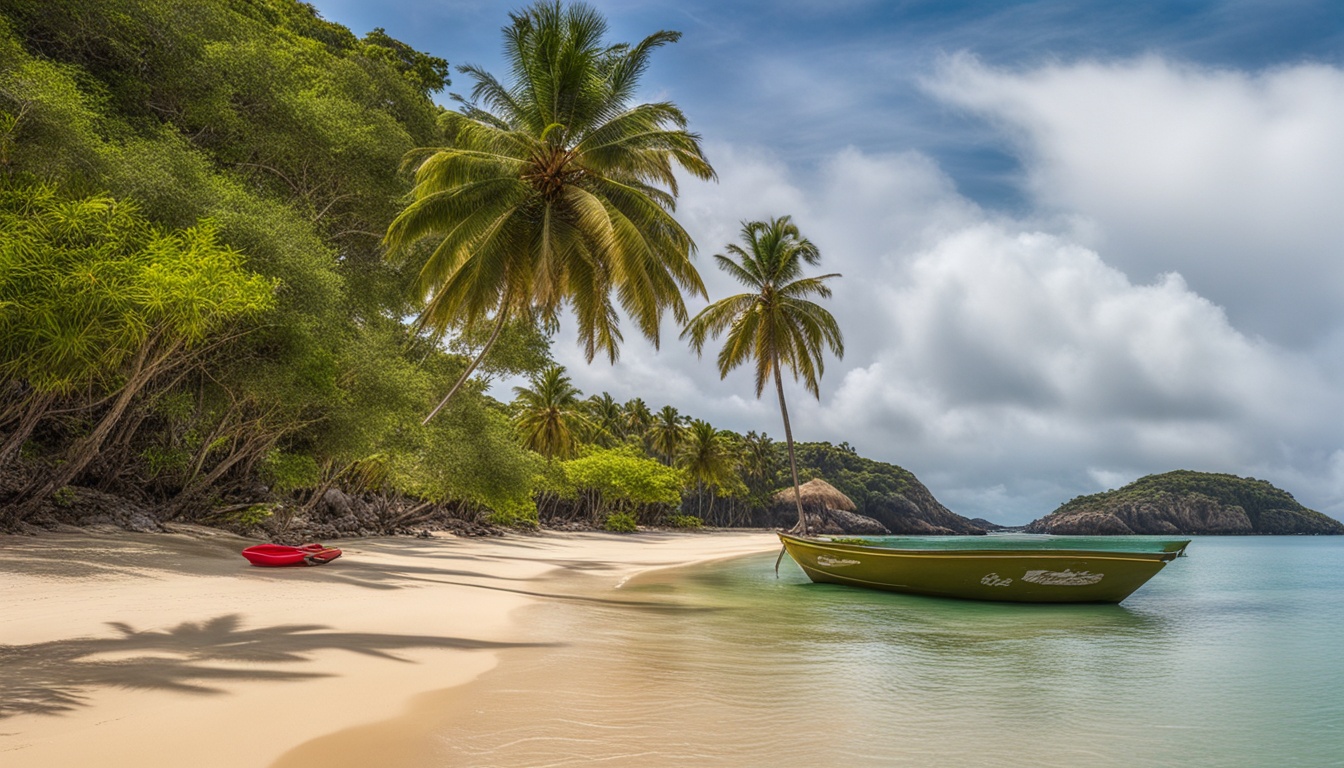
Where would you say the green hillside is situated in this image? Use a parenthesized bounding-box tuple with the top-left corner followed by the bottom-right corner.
(1030, 471, 1343, 535)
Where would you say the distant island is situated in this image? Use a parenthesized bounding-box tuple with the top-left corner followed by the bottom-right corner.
(1026, 470, 1344, 535)
(780, 467, 1344, 538)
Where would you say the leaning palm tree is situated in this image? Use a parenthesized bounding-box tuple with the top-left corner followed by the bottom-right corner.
(384, 1, 716, 424)
(647, 404, 685, 465)
(681, 216, 843, 534)
(512, 365, 591, 460)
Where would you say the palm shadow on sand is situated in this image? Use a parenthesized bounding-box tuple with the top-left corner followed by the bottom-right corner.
(0, 613, 554, 720)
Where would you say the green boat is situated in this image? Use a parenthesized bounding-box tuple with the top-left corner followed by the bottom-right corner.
(778, 533, 1189, 603)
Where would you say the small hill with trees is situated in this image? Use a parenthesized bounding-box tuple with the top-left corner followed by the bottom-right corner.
(788, 443, 985, 534)
(1027, 471, 1344, 535)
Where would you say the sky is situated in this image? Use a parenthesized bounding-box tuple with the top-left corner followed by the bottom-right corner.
(308, 0, 1344, 525)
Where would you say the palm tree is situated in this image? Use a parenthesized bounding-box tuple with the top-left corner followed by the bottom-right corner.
(512, 365, 590, 460)
(584, 391, 624, 445)
(384, 1, 716, 424)
(681, 216, 843, 534)
(623, 397, 652, 441)
(647, 404, 685, 465)
(677, 419, 735, 518)
(739, 430, 782, 499)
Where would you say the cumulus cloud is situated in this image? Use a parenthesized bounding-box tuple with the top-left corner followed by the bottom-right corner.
(502, 56, 1344, 524)
(544, 143, 989, 428)
(925, 54, 1344, 346)
(825, 222, 1339, 519)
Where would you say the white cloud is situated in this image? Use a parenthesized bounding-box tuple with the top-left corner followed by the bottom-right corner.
(925, 54, 1344, 345)
(826, 222, 1340, 519)
(502, 56, 1344, 525)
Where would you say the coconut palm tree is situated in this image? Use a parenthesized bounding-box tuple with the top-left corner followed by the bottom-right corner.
(584, 391, 624, 445)
(623, 397, 652, 442)
(739, 430, 782, 499)
(647, 404, 685, 465)
(384, 1, 716, 424)
(681, 216, 843, 534)
(512, 365, 590, 460)
(677, 419, 735, 518)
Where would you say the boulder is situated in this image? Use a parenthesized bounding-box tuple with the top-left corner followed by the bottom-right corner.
(802, 508, 890, 535)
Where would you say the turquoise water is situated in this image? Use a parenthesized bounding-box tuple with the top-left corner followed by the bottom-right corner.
(434, 537, 1344, 767)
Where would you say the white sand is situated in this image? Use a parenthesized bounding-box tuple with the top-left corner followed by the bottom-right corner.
(0, 527, 777, 768)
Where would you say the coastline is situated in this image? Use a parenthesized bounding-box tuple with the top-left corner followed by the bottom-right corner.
(0, 527, 778, 768)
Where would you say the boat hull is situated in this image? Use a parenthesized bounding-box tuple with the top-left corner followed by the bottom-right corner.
(241, 543, 342, 567)
(778, 533, 1185, 603)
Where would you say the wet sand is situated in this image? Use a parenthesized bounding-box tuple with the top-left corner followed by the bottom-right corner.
(0, 527, 777, 768)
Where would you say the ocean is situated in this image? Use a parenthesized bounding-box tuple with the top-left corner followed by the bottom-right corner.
(430, 536, 1344, 767)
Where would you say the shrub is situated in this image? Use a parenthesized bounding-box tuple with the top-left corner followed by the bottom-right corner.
(668, 514, 702, 529)
(227, 504, 274, 528)
(260, 449, 321, 493)
(603, 511, 638, 532)
(488, 504, 539, 529)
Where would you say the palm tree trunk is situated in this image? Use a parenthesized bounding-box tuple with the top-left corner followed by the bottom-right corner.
(773, 364, 807, 535)
(422, 309, 509, 425)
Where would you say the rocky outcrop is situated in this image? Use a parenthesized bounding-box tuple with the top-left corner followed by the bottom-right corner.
(790, 442, 986, 535)
(862, 483, 986, 535)
(1028, 495, 1253, 535)
(271, 490, 502, 541)
(1028, 471, 1344, 535)
(795, 507, 890, 535)
(770, 478, 890, 534)
(7, 485, 165, 535)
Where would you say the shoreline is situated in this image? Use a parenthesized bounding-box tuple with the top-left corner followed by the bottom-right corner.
(0, 527, 778, 768)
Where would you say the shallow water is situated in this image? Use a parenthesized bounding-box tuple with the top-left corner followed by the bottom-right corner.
(432, 537, 1344, 767)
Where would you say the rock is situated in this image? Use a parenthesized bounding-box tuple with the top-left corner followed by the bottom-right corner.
(864, 493, 985, 535)
(829, 509, 889, 534)
(321, 488, 354, 517)
(124, 513, 162, 533)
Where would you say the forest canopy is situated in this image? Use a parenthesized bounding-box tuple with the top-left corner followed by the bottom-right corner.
(0, 0, 546, 528)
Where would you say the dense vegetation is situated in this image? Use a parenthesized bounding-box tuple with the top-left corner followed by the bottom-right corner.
(508, 366, 944, 531)
(1032, 470, 1344, 535)
(0, 0, 545, 530)
(1, 0, 931, 536)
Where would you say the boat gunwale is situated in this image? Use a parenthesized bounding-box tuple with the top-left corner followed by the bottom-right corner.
(778, 533, 1187, 563)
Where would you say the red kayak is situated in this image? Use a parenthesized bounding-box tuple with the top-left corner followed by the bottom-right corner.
(241, 543, 342, 567)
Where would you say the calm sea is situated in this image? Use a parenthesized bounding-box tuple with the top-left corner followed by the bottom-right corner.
(432, 537, 1344, 767)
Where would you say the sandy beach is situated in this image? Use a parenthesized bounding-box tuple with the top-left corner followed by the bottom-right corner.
(0, 527, 777, 768)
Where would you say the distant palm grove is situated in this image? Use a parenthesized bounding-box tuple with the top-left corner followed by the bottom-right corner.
(0, 0, 882, 535)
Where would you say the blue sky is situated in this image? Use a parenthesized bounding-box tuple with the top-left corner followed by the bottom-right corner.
(314, 1, 1343, 208)
(310, 0, 1344, 524)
